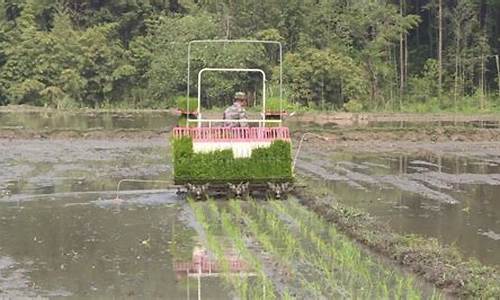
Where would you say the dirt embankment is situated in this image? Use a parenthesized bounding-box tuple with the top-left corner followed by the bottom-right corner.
(1, 107, 499, 142)
(2, 120, 500, 143)
(293, 126, 500, 143)
(293, 112, 500, 125)
(1, 126, 498, 144)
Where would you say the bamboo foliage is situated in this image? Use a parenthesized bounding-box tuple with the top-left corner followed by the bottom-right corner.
(0, 0, 499, 110)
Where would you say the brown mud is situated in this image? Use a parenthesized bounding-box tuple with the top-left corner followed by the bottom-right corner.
(0, 128, 169, 140)
(292, 126, 500, 143)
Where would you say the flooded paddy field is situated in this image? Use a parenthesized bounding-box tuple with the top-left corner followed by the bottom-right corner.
(297, 141, 500, 268)
(0, 138, 438, 298)
(0, 138, 217, 298)
(0, 110, 173, 131)
(1, 110, 500, 298)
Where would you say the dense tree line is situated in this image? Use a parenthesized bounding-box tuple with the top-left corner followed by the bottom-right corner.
(0, 0, 499, 111)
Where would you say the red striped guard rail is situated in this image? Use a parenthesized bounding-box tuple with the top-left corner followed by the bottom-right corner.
(173, 127, 290, 142)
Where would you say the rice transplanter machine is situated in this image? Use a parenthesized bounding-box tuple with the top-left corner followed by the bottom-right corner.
(172, 40, 294, 200)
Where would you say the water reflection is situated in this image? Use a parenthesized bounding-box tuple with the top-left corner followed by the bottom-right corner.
(0, 111, 175, 131)
(172, 244, 255, 300)
(300, 151, 500, 267)
(174, 245, 253, 279)
(0, 192, 233, 298)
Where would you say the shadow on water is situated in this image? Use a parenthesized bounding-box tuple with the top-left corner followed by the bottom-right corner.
(299, 150, 500, 267)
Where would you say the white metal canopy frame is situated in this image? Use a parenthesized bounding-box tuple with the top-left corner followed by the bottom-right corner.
(186, 40, 284, 127)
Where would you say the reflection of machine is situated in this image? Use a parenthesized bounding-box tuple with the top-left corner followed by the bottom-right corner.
(174, 246, 253, 279)
(172, 40, 294, 200)
(173, 245, 256, 300)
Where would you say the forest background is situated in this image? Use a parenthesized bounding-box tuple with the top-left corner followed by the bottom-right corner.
(0, 0, 499, 113)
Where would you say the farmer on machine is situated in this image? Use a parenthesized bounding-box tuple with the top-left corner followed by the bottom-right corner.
(224, 92, 248, 127)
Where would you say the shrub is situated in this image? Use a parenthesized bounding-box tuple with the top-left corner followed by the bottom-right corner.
(343, 99, 363, 112)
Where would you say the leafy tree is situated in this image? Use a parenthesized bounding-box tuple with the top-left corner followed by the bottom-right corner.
(284, 48, 366, 109)
(0, 0, 499, 110)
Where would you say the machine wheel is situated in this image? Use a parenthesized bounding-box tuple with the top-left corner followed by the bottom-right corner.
(228, 182, 250, 200)
(266, 182, 292, 200)
(186, 183, 209, 201)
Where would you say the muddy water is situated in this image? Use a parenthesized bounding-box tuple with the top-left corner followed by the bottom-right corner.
(0, 138, 233, 298)
(0, 111, 173, 131)
(298, 148, 500, 267)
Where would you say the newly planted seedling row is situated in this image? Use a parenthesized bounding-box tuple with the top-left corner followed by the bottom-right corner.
(189, 199, 257, 299)
(206, 200, 279, 299)
(190, 197, 442, 299)
(269, 199, 442, 299)
(228, 200, 327, 299)
(249, 199, 428, 299)
(245, 200, 350, 298)
(231, 202, 332, 299)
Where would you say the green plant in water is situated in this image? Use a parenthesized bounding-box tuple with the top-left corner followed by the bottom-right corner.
(267, 199, 430, 299)
(228, 200, 326, 299)
(208, 201, 277, 299)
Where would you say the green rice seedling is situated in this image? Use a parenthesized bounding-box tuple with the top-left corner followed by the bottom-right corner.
(188, 198, 253, 298)
(228, 200, 328, 299)
(267, 199, 429, 299)
(172, 137, 293, 184)
(429, 288, 443, 300)
(176, 96, 199, 114)
(206, 201, 278, 299)
(244, 200, 350, 298)
(265, 97, 290, 113)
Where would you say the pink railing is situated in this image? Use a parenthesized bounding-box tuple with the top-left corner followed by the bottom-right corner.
(173, 127, 290, 142)
(174, 259, 250, 273)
